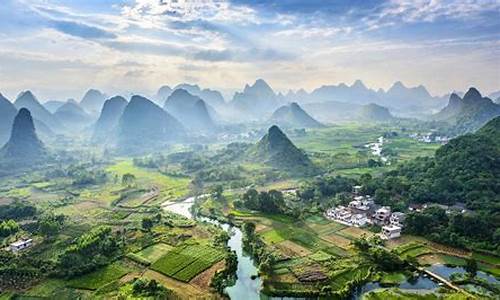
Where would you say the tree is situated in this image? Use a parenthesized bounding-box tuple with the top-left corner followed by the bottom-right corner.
(142, 217, 154, 231)
(465, 258, 478, 277)
(243, 222, 256, 237)
(122, 173, 136, 187)
(242, 189, 260, 210)
(211, 185, 224, 201)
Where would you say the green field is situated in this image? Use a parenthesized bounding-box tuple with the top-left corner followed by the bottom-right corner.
(67, 262, 130, 290)
(130, 243, 173, 265)
(106, 160, 190, 201)
(151, 244, 225, 282)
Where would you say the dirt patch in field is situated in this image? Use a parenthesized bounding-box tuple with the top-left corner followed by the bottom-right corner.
(190, 260, 225, 290)
(276, 240, 312, 257)
(321, 234, 352, 249)
(255, 224, 268, 233)
(417, 254, 442, 265)
(119, 272, 142, 284)
(338, 227, 373, 239)
(142, 270, 213, 299)
(385, 235, 426, 249)
(0, 197, 13, 205)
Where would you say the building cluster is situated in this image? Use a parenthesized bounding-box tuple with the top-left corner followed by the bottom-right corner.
(409, 132, 449, 144)
(325, 186, 406, 239)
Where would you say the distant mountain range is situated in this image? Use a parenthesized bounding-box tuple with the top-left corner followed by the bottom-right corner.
(156, 84, 225, 109)
(92, 96, 128, 143)
(164, 89, 216, 133)
(54, 100, 93, 130)
(80, 89, 106, 115)
(231, 79, 282, 120)
(269, 102, 324, 128)
(15, 91, 63, 133)
(287, 80, 448, 116)
(117, 95, 185, 153)
(433, 87, 500, 135)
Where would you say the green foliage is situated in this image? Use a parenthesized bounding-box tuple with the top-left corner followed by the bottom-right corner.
(0, 201, 36, 221)
(121, 173, 136, 186)
(297, 175, 353, 202)
(55, 226, 120, 278)
(0, 220, 19, 237)
(38, 214, 65, 237)
(211, 251, 237, 293)
(242, 189, 286, 214)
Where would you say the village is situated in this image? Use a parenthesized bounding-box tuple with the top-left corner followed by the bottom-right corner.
(324, 185, 472, 241)
(324, 185, 405, 240)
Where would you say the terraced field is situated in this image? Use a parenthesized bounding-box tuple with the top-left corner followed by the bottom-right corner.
(151, 244, 225, 282)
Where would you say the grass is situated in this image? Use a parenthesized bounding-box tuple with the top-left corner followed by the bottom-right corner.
(440, 254, 467, 266)
(380, 273, 407, 285)
(261, 229, 286, 244)
(106, 160, 190, 201)
(472, 252, 500, 265)
(151, 244, 225, 282)
(25, 279, 67, 297)
(133, 243, 173, 264)
(66, 262, 130, 290)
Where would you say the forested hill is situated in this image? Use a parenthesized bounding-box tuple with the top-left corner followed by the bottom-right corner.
(380, 116, 499, 209)
(366, 116, 500, 252)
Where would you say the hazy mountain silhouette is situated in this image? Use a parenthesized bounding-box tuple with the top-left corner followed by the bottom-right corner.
(232, 79, 281, 119)
(156, 84, 225, 109)
(173, 84, 225, 108)
(1, 108, 45, 160)
(43, 100, 65, 113)
(251, 125, 312, 171)
(54, 100, 93, 129)
(80, 89, 106, 114)
(270, 102, 324, 128)
(358, 103, 394, 122)
(0, 93, 18, 145)
(434, 87, 500, 134)
(156, 85, 173, 104)
(164, 89, 216, 132)
(14, 91, 63, 132)
(286, 80, 446, 115)
(118, 95, 184, 152)
(92, 96, 128, 142)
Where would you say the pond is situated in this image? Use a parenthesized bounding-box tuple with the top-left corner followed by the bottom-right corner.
(427, 264, 500, 285)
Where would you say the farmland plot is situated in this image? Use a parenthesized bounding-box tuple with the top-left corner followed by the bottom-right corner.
(151, 244, 225, 282)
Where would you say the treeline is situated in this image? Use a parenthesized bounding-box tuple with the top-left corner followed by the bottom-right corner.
(0, 201, 36, 221)
(405, 206, 499, 252)
(296, 175, 354, 202)
(236, 189, 286, 214)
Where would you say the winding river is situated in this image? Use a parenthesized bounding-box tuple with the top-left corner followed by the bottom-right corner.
(162, 197, 449, 299)
(162, 196, 263, 299)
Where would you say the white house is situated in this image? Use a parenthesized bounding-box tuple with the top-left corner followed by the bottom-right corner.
(10, 239, 33, 252)
(374, 206, 392, 223)
(351, 214, 368, 227)
(381, 225, 401, 239)
(390, 212, 406, 227)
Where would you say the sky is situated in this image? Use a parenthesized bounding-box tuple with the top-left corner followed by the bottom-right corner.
(0, 0, 499, 101)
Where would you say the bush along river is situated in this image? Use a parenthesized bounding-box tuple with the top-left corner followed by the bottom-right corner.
(162, 196, 468, 299)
